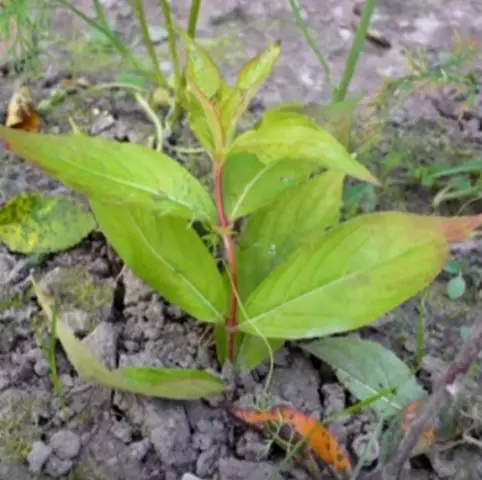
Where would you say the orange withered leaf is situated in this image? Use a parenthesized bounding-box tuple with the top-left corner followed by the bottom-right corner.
(5, 85, 41, 133)
(428, 214, 482, 243)
(232, 405, 352, 475)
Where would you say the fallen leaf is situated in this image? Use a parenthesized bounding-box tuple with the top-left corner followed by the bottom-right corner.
(5, 85, 41, 133)
(232, 405, 352, 475)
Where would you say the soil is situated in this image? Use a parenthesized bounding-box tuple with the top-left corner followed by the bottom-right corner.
(0, 1, 482, 479)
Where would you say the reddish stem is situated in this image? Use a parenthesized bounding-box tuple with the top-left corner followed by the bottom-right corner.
(214, 162, 238, 362)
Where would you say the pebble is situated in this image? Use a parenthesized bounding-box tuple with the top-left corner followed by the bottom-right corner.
(130, 439, 151, 462)
(44, 455, 73, 478)
(27, 441, 52, 473)
(33, 358, 50, 377)
(49, 430, 82, 459)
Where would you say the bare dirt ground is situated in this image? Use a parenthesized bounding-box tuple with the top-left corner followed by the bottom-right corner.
(0, 1, 481, 479)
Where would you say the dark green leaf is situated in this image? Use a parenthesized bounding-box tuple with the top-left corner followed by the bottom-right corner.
(240, 212, 449, 339)
(303, 337, 426, 418)
(0, 193, 95, 254)
(91, 201, 227, 323)
(0, 127, 216, 223)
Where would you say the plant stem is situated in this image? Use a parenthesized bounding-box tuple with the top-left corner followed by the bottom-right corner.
(333, 0, 376, 102)
(131, 0, 167, 88)
(287, 0, 333, 94)
(187, 0, 201, 38)
(214, 161, 238, 362)
(159, 0, 181, 88)
(52, 0, 153, 81)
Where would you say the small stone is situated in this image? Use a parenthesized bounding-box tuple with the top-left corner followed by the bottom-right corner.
(90, 113, 115, 136)
(49, 430, 82, 459)
(33, 358, 50, 377)
(44, 455, 73, 478)
(182, 474, 204, 480)
(59, 374, 74, 388)
(111, 419, 133, 444)
(196, 445, 221, 477)
(61, 309, 90, 336)
(27, 441, 52, 473)
(130, 439, 151, 461)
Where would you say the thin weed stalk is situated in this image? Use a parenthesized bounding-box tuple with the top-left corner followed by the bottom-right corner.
(159, 0, 181, 88)
(187, 0, 201, 39)
(334, 0, 377, 102)
(131, 0, 167, 88)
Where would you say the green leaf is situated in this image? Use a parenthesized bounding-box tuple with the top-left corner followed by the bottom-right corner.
(91, 201, 227, 323)
(228, 110, 379, 185)
(240, 212, 449, 339)
(222, 153, 317, 219)
(303, 337, 426, 418)
(0, 193, 95, 254)
(446, 274, 466, 300)
(0, 127, 215, 223)
(237, 171, 344, 300)
(220, 42, 281, 138)
(180, 32, 221, 98)
(32, 278, 224, 399)
(235, 335, 284, 374)
(270, 96, 362, 147)
(114, 73, 148, 88)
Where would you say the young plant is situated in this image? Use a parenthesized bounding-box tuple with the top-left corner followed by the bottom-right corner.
(1, 37, 482, 402)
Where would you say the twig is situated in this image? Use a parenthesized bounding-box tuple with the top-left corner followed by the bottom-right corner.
(365, 319, 482, 480)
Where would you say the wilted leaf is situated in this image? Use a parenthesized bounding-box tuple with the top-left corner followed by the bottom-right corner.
(0, 127, 216, 223)
(232, 405, 352, 475)
(32, 279, 224, 400)
(428, 214, 482, 242)
(0, 193, 95, 254)
(303, 337, 426, 418)
(237, 171, 344, 300)
(91, 200, 226, 323)
(240, 212, 449, 339)
(5, 85, 41, 133)
(228, 110, 378, 185)
(222, 153, 317, 219)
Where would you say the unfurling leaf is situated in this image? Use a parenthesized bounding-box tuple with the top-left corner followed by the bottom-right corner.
(237, 170, 344, 301)
(220, 42, 281, 139)
(0, 127, 216, 223)
(240, 212, 449, 339)
(303, 337, 426, 418)
(180, 32, 221, 99)
(222, 153, 317, 219)
(91, 201, 227, 323)
(32, 279, 224, 400)
(0, 193, 95, 254)
(232, 405, 352, 475)
(228, 110, 379, 185)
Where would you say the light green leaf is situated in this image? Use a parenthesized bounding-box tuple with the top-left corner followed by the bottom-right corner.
(180, 32, 221, 99)
(237, 171, 344, 301)
(32, 278, 224, 400)
(91, 201, 226, 323)
(0, 127, 215, 223)
(270, 96, 362, 147)
(220, 42, 281, 139)
(303, 337, 426, 418)
(228, 110, 378, 185)
(240, 212, 449, 339)
(114, 73, 148, 88)
(447, 274, 466, 300)
(235, 335, 284, 374)
(222, 153, 317, 219)
(0, 193, 95, 254)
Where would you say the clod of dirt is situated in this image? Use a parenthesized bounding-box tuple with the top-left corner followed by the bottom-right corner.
(218, 458, 280, 480)
(44, 455, 73, 478)
(82, 321, 120, 369)
(49, 429, 81, 460)
(27, 440, 52, 473)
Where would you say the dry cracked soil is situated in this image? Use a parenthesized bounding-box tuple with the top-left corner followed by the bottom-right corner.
(0, 0, 482, 479)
